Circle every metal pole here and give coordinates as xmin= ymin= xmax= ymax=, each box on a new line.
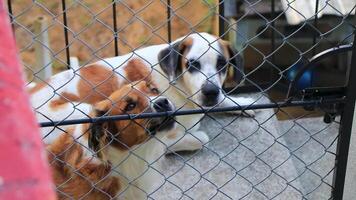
xmin=167 ymin=0 xmax=171 ymax=43
xmin=39 ymin=97 xmax=345 ymax=127
xmin=312 ymin=0 xmax=319 ymax=57
xmin=310 ymin=0 xmax=320 ymax=87
xmin=332 ymin=32 xmax=356 ymax=199
xmin=271 ymin=0 xmax=275 ymax=64
xmin=112 ymin=0 xmax=119 ymax=56
xmin=270 ymin=0 xmax=276 ymax=85
xmin=61 ymin=0 xmax=71 ymax=69
xmin=218 ymin=0 xmax=225 ymax=38
xmin=34 ymin=16 xmax=52 ymax=80
xmin=7 ymin=0 xmax=14 ymax=30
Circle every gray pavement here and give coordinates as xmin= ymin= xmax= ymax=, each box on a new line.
xmin=148 ymin=95 xmax=339 ymax=199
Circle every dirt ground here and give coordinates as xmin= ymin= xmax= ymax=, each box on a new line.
xmin=10 ymin=0 xmax=217 ymax=80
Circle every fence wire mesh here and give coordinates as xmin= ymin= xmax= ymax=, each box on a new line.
xmin=7 ymin=0 xmax=356 ymax=199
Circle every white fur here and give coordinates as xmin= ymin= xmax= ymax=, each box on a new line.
xmin=36 ymin=97 xmax=172 ymax=200
xmin=32 ymin=32 xmax=255 ymax=153
xmin=35 ymin=100 xmax=91 ymax=145
xmin=97 ymin=33 xmax=255 ymax=152
xmin=107 ymin=136 xmax=167 ymax=199
xmin=31 ymin=32 xmax=255 ymax=199
xmin=37 ymin=100 xmax=98 ymax=162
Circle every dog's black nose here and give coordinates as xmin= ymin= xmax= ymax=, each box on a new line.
xmin=201 ymin=82 xmax=220 ymax=98
xmin=153 ymin=97 xmax=173 ymax=112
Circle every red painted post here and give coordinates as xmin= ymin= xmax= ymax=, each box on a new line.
xmin=0 ymin=3 xmax=56 ymax=200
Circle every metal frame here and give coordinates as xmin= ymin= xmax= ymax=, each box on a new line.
xmin=61 ymin=0 xmax=71 ymax=68
xmin=39 ymin=97 xmax=346 ymax=127
xmin=287 ymin=44 xmax=353 ymax=98
xmin=332 ymin=33 xmax=356 ymax=199
xmin=112 ymin=0 xmax=119 ymax=56
xmin=285 ymin=36 xmax=356 ymax=199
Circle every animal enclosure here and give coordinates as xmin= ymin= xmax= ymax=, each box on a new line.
xmin=6 ymin=0 xmax=356 ymax=199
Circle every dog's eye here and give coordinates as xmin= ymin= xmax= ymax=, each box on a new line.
xmin=186 ymin=59 xmax=201 ymax=73
xmin=151 ymin=88 xmax=159 ymax=94
xmin=216 ymin=58 xmax=227 ymax=72
xmin=125 ymin=102 xmax=136 ymax=111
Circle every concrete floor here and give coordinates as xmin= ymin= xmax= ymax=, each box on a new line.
xmin=149 ymin=95 xmax=339 ymax=200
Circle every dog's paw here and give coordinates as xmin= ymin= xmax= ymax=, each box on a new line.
xmin=165 ymin=131 xmax=209 ymax=153
xmin=237 ymin=97 xmax=256 ymax=106
xmin=228 ymin=109 xmax=255 ymax=117
xmin=242 ymin=109 xmax=255 ymax=117
xmin=226 ymin=97 xmax=256 ymax=117
xmin=194 ymin=130 xmax=209 ymax=144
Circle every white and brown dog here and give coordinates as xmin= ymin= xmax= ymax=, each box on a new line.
xmin=45 ymin=81 xmax=175 ymax=199
xmin=31 ymin=32 xmax=254 ymax=153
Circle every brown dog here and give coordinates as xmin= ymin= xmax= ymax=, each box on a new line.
xmin=45 ymin=81 xmax=175 ymax=199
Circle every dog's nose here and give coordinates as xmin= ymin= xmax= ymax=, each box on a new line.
xmin=153 ymin=97 xmax=174 ymax=112
xmin=201 ymin=82 xmax=220 ymax=98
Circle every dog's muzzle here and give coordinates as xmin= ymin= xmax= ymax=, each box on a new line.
xmin=147 ymin=97 xmax=175 ymax=135
xmin=201 ymin=82 xmax=220 ymax=107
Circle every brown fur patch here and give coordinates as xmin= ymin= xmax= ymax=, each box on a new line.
xmin=77 ymin=63 xmax=120 ymax=104
xmin=49 ymin=92 xmax=81 ymax=110
xmin=180 ymin=37 xmax=194 ymax=71
xmin=167 ymin=132 xmax=177 ymax=139
xmin=218 ymin=39 xmax=235 ymax=83
xmin=80 ymin=123 xmax=91 ymax=143
xmin=92 ymin=81 xmax=156 ymax=150
xmin=28 ymin=81 xmax=47 ymax=94
xmin=124 ymin=58 xmax=152 ymax=84
xmin=218 ymin=39 xmax=231 ymax=59
xmin=36 ymin=59 xmax=157 ymax=111
xmin=47 ymin=128 xmax=120 ymax=200
xmin=182 ymin=37 xmax=193 ymax=48
xmin=77 ymin=60 xmax=154 ymax=105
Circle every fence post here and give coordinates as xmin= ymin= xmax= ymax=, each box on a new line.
xmin=218 ymin=0 xmax=224 ymax=37
xmin=332 ymin=32 xmax=356 ymax=199
xmin=0 ymin=3 xmax=56 ymax=200
xmin=61 ymin=0 xmax=71 ymax=69
xmin=33 ymin=16 xmax=52 ymax=81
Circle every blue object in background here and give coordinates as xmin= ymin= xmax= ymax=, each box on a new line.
xmin=287 ymin=61 xmax=313 ymax=90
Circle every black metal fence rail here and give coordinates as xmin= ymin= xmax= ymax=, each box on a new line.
xmin=40 ymin=97 xmax=346 ymax=127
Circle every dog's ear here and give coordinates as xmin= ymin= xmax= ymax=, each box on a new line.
xmin=89 ymin=100 xmax=117 ymax=159
xmin=221 ymin=41 xmax=245 ymax=85
xmin=94 ymin=99 xmax=111 ymax=112
xmin=157 ymin=38 xmax=192 ymax=82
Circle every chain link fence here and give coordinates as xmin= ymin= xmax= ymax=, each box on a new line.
xmin=7 ymin=0 xmax=356 ymax=199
